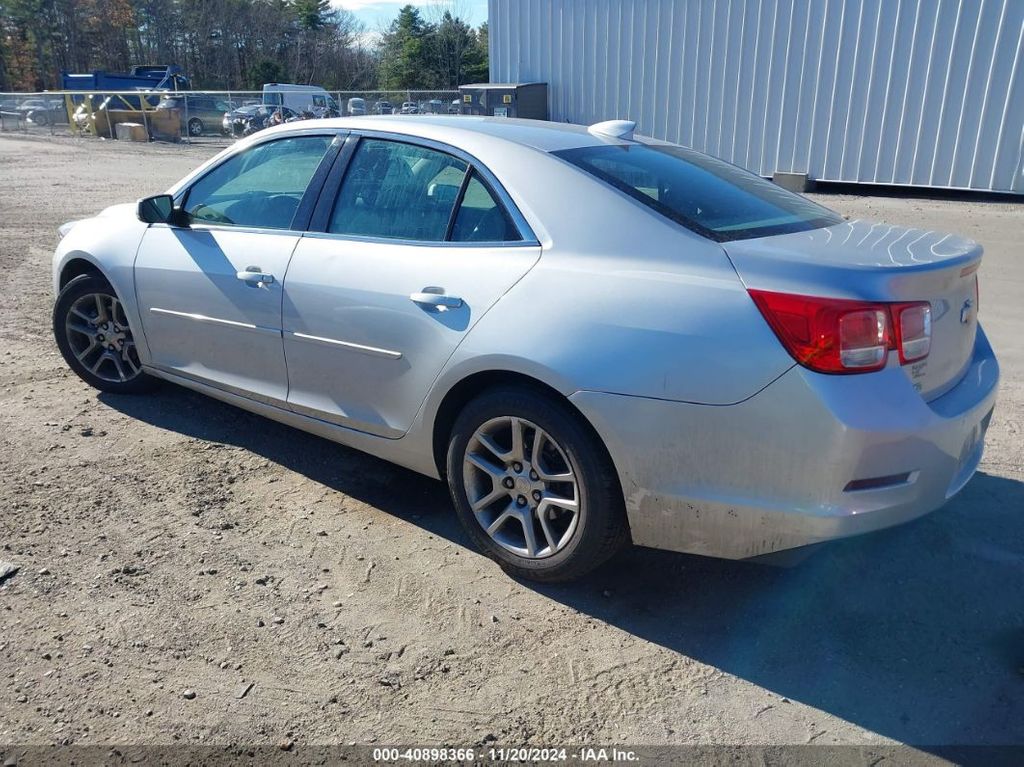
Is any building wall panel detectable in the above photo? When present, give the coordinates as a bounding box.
[489,0,1024,192]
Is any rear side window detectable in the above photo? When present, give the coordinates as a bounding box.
[450,171,521,242]
[554,144,841,241]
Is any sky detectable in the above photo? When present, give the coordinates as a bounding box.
[334,0,489,36]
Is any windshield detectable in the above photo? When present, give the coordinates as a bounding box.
[554,144,841,242]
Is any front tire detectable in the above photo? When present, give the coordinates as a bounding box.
[447,386,628,582]
[53,273,157,394]
[187,117,203,136]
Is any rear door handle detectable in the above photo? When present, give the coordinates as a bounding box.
[410,290,463,309]
[237,268,274,287]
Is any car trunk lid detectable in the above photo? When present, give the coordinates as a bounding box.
[724,220,981,400]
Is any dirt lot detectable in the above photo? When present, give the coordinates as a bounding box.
[0,134,1022,753]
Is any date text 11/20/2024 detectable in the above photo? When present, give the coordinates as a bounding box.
[371,747,640,762]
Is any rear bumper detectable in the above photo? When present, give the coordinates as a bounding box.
[570,327,999,559]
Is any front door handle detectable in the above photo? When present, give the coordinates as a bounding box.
[237,267,274,288]
[410,290,463,309]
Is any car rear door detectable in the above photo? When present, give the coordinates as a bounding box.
[281,133,541,437]
[134,132,342,403]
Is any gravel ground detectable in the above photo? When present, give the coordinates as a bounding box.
[0,134,1022,752]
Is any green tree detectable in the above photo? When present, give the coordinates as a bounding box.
[290,0,329,31]
[378,4,434,90]
[0,0,377,92]
[466,21,487,82]
[432,10,472,87]
[247,57,281,89]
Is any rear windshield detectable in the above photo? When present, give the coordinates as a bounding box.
[554,144,842,242]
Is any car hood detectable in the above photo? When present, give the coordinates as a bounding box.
[97,202,138,219]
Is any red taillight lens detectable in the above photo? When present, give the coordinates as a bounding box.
[748,289,931,375]
[838,309,889,369]
[894,303,931,363]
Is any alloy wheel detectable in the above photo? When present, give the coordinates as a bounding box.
[64,292,142,383]
[462,416,581,559]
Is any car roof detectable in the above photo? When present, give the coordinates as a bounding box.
[272,115,629,153]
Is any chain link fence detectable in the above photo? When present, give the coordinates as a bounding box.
[0,89,461,147]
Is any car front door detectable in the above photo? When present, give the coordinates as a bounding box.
[282,135,541,437]
[134,132,340,403]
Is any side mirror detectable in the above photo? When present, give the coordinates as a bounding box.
[137,194,184,225]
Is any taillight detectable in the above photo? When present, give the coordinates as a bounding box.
[838,309,889,369]
[748,289,931,375]
[894,303,931,363]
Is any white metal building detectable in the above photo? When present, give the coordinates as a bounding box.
[489,0,1024,193]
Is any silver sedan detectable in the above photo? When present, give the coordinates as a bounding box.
[51,116,999,581]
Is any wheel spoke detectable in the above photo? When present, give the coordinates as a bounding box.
[486,505,514,535]
[73,338,99,363]
[89,351,108,374]
[536,463,575,483]
[509,417,525,462]
[110,353,127,382]
[71,307,95,324]
[530,428,546,464]
[93,294,108,322]
[517,509,539,557]
[471,485,508,512]
[538,510,560,552]
[67,321,95,338]
[540,493,579,513]
[477,432,511,462]
[122,343,141,375]
[466,452,505,480]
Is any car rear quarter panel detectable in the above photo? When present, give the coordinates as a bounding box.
[432,155,796,406]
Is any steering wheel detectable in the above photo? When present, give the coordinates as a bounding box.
[190,204,232,225]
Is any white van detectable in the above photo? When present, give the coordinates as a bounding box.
[262,83,339,115]
[346,97,366,116]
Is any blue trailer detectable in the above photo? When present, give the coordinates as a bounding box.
[60,65,190,92]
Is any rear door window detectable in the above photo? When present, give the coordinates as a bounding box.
[328,139,467,242]
[555,144,842,241]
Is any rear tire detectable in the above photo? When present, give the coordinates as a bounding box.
[188,117,203,136]
[53,273,158,394]
[447,386,627,582]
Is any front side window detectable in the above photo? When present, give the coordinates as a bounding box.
[184,135,332,229]
[555,144,842,241]
[329,139,467,241]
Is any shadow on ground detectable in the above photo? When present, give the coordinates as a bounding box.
[102,386,1024,748]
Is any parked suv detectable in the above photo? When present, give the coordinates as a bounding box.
[156,95,235,136]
